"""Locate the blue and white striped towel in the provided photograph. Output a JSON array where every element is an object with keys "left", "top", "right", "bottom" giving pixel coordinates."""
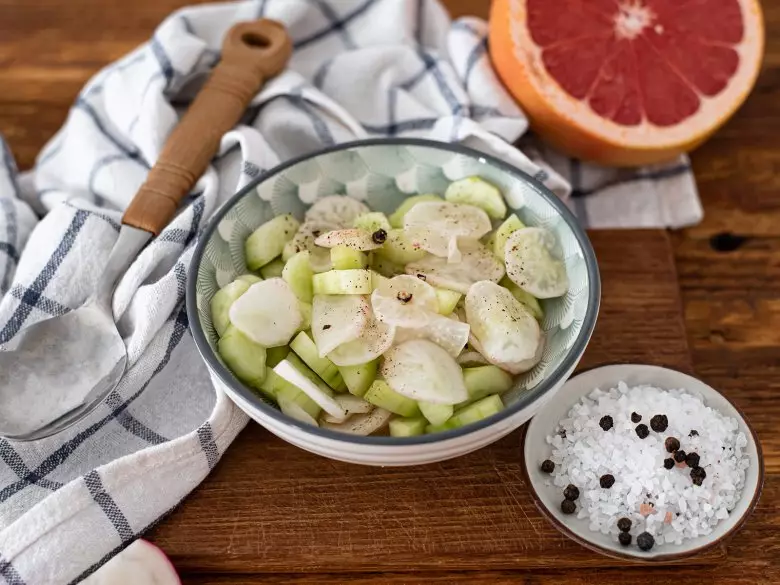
[{"left": 0, "top": 1, "right": 702, "bottom": 582}]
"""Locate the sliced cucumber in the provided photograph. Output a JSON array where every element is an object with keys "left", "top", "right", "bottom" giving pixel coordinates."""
[
  {"left": 315, "top": 228, "right": 382, "bottom": 251},
  {"left": 364, "top": 380, "right": 421, "bottom": 418},
  {"left": 406, "top": 243, "right": 505, "bottom": 294},
  {"left": 425, "top": 421, "right": 456, "bottom": 434},
  {"left": 373, "top": 229, "right": 426, "bottom": 265},
  {"left": 389, "top": 194, "right": 443, "bottom": 228},
  {"left": 218, "top": 325, "right": 267, "bottom": 387},
  {"left": 353, "top": 211, "right": 391, "bottom": 234},
  {"left": 331, "top": 246, "right": 368, "bottom": 270},
  {"left": 210, "top": 280, "right": 251, "bottom": 337},
  {"left": 435, "top": 288, "right": 461, "bottom": 316},
  {"left": 463, "top": 365, "right": 513, "bottom": 401},
  {"left": 449, "top": 394, "right": 504, "bottom": 428},
  {"left": 389, "top": 416, "right": 427, "bottom": 437},
  {"left": 504, "top": 227, "right": 568, "bottom": 299},
  {"left": 236, "top": 274, "right": 263, "bottom": 285},
  {"left": 290, "top": 331, "right": 344, "bottom": 390},
  {"left": 370, "top": 254, "right": 405, "bottom": 278},
  {"left": 321, "top": 407, "right": 392, "bottom": 435},
  {"left": 500, "top": 276, "right": 544, "bottom": 320},
  {"left": 418, "top": 401, "right": 453, "bottom": 426},
  {"left": 282, "top": 251, "right": 313, "bottom": 303},
  {"left": 274, "top": 357, "right": 346, "bottom": 421},
  {"left": 283, "top": 221, "right": 333, "bottom": 273},
  {"left": 444, "top": 177, "right": 507, "bottom": 220},
  {"left": 492, "top": 214, "right": 525, "bottom": 261},
  {"left": 370, "top": 270, "right": 389, "bottom": 291},
  {"left": 338, "top": 360, "right": 378, "bottom": 397},
  {"left": 229, "top": 279, "right": 302, "bottom": 347},
  {"left": 312, "top": 269, "right": 372, "bottom": 295},
  {"left": 298, "top": 301, "right": 312, "bottom": 332},
  {"left": 245, "top": 214, "right": 300, "bottom": 270},
  {"left": 266, "top": 345, "right": 290, "bottom": 368},
  {"left": 261, "top": 369, "right": 321, "bottom": 420},
  {"left": 311, "top": 294, "right": 370, "bottom": 357},
  {"left": 259, "top": 258, "right": 285, "bottom": 279}
]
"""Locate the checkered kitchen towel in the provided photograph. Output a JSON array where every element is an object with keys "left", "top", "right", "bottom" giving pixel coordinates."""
[{"left": 0, "top": 0, "right": 702, "bottom": 583}]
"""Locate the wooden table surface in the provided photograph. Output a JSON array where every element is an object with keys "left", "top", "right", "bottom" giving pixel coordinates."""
[{"left": 2, "top": 0, "right": 779, "bottom": 583}]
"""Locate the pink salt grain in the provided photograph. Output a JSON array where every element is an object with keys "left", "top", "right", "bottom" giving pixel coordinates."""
[
  {"left": 664, "top": 511, "right": 673, "bottom": 524},
  {"left": 640, "top": 503, "right": 654, "bottom": 516}
]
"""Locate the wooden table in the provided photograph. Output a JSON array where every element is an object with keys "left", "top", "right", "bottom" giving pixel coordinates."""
[{"left": 2, "top": 1, "right": 779, "bottom": 583}]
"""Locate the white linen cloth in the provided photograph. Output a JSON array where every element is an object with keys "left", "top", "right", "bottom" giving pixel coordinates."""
[{"left": 0, "top": 1, "right": 702, "bottom": 583}]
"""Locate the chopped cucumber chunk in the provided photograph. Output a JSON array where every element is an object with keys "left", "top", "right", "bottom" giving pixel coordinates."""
[
  {"left": 500, "top": 277, "right": 544, "bottom": 320},
  {"left": 492, "top": 214, "right": 525, "bottom": 261},
  {"left": 266, "top": 345, "right": 290, "bottom": 368},
  {"left": 425, "top": 421, "right": 456, "bottom": 434},
  {"left": 370, "top": 270, "right": 389, "bottom": 291},
  {"left": 418, "top": 401, "right": 454, "bottom": 426},
  {"left": 331, "top": 246, "right": 368, "bottom": 270},
  {"left": 389, "top": 194, "right": 443, "bottom": 228},
  {"left": 364, "top": 380, "right": 421, "bottom": 418},
  {"left": 450, "top": 394, "right": 504, "bottom": 428},
  {"left": 370, "top": 254, "right": 405, "bottom": 278},
  {"left": 245, "top": 214, "right": 300, "bottom": 270},
  {"left": 282, "top": 251, "right": 313, "bottom": 303},
  {"left": 259, "top": 257, "right": 285, "bottom": 279},
  {"left": 353, "top": 212, "right": 391, "bottom": 234},
  {"left": 445, "top": 177, "right": 507, "bottom": 219},
  {"left": 290, "top": 331, "right": 344, "bottom": 390},
  {"left": 338, "top": 360, "right": 378, "bottom": 397},
  {"left": 389, "top": 416, "right": 427, "bottom": 437},
  {"left": 272, "top": 373, "right": 322, "bottom": 421},
  {"left": 274, "top": 357, "right": 346, "bottom": 421},
  {"left": 463, "top": 365, "right": 513, "bottom": 401},
  {"left": 236, "top": 274, "right": 263, "bottom": 285},
  {"left": 218, "top": 325, "right": 266, "bottom": 387},
  {"left": 312, "top": 269, "right": 372, "bottom": 295},
  {"left": 210, "top": 280, "right": 251, "bottom": 337},
  {"left": 374, "top": 229, "right": 426, "bottom": 265},
  {"left": 434, "top": 288, "right": 462, "bottom": 316}
]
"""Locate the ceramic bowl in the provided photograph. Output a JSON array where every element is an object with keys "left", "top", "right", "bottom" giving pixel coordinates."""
[
  {"left": 187, "top": 138, "right": 601, "bottom": 466},
  {"left": 523, "top": 363, "right": 764, "bottom": 561}
]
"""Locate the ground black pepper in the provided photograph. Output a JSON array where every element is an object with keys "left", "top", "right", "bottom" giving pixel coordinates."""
[
  {"left": 617, "top": 517, "right": 632, "bottom": 533},
  {"left": 664, "top": 458, "right": 675, "bottom": 469},
  {"left": 600, "top": 474, "right": 615, "bottom": 489},
  {"left": 561, "top": 499, "right": 576, "bottom": 514},
  {"left": 631, "top": 412, "right": 642, "bottom": 423},
  {"left": 599, "top": 415, "right": 614, "bottom": 431},
  {"left": 540, "top": 459, "right": 555, "bottom": 473},
  {"left": 686, "top": 452, "right": 701, "bottom": 468},
  {"left": 665, "top": 437, "right": 681, "bottom": 453},
  {"left": 637, "top": 532, "right": 655, "bottom": 551},
  {"left": 689, "top": 429, "right": 699, "bottom": 437},
  {"left": 650, "top": 414, "right": 669, "bottom": 433},
  {"left": 618, "top": 532, "right": 632, "bottom": 546},
  {"left": 691, "top": 466, "right": 707, "bottom": 486},
  {"left": 322, "top": 324, "right": 331, "bottom": 330},
  {"left": 563, "top": 484, "right": 580, "bottom": 501},
  {"left": 396, "top": 291, "right": 413, "bottom": 303},
  {"left": 635, "top": 424, "right": 649, "bottom": 439},
  {"left": 674, "top": 450, "right": 687, "bottom": 463}
]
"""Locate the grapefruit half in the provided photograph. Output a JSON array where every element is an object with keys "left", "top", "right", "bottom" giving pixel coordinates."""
[{"left": 489, "top": 0, "right": 764, "bottom": 166}]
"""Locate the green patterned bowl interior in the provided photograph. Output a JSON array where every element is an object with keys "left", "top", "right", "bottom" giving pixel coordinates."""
[{"left": 189, "top": 138, "right": 600, "bottom": 443}]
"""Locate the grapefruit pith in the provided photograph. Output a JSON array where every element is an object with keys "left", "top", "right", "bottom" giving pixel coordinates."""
[{"left": 489, "top": 0, "right": 764, "bottom": 166}]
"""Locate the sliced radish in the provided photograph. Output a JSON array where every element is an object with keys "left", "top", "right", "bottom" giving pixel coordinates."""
[
  {"left": 284, "top": 221, "right": 334, "bottom": 272},
  {"left": 322, "top": 395, "right": 374, "bottom": 423},
  {"left": 403, "top": 201, "right": 492, "bottom": 240},
  {"left": 468, "top": 331, "right": 543, "bottom": 375},
  {"left": 405, "top": 243, "right": 505, "bottom": 294},
  {"left": 394, "top": 313, "right": 470, "bottom": 358},
  {"left": 279, "top": 397, "right": 320, "bottom": 426},
  {"left": 228, "top": 279, "right": 302, "bottom": 347},
  {"left": 370, "top": 274, "right": 438, "bottom": 328},
  {"left": 465, "top": 280, "right": 542, "bottom": 374},
  {"left": 274, "top": 359, "right": 347, "bottom": 420},
  {"left": 327, "top": 315, "right": 395, "bottom": 366},
  {"left": 321, "top": 407, "right": 392, "bottom": 435},
  {"left": 381, "top": 339, "right": 467, "bottom": 404},
  {"left": 311, "top": 294, "right": 370, "bottom": 357},
  {"left": 305, "top": 195, "right": 369, "bottom": 228},
  {"left": 81, "top": 539, "right": 181, "bottom": 585},
  {"left": 315, "top": 228, "right": 382, "bottom": 251},
  {"left": 504, "top": 227, "right": 569, "bottom": 299},
  {"left": 456, "top": 350, "right": 491, "bottom": 367}
]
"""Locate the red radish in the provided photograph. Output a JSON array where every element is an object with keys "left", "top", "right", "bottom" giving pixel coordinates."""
[{"left": 82, "top": 540, "right": 180, "bottom": 585}]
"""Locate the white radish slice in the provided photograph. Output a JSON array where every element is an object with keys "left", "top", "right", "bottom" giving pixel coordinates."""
[
  {"left": 405, "top": 243, "right": 505, "bottom": 294},
  {"left": 327, "top": 315, "right": 395, "bottom": 366},
  {"left": 311, "top": 295, "right": 370, "bottom": 357},
  {"left": 279, "top": 397, "right": 320, "bottom": 426},
  {"left": 322, "top": 395, "right": 374, "bottom": 423},
  {"left": 315, "top": 228, "right": 382, "bottom": 251},
  {"left": 456, "top": 350, "right": 490, "bottom": 367},
  {"left": 305, "top": 195, "right": 369, "bottom": 228},
  {"left": 465, "top": 280, "right": 542, "bottom": 374},
  {"left": 468, "top": 331, "right": 543, "bottom": 374},
  {"left": 370, "top": 274, "right": 438, "bottom": 328},
  {"left": 228, "top": 279, "right": 302, "bottom": 347},
  {"left": 274, "top": 359, "right": 347, "bottom": 420},
  {"left": 381, "top": 339, "right": 467, "bottom": 405},
  {"left": 504, "top": 227, "right": 569, "bottom": 299},
  {"left": 394, "top": 313, "right": 470, "bottom": 358},
  {"left": 321, "top": 407, "right": 392, "bottom": 435},
  {"left": 284, "top": 221, "right": 334, "bottom": 272},
  {"left": 81, "top": 539, "right": 181, "bottom": 585},
  {"left": 403, "top": 201, "right": 492, "bottom": 240}
]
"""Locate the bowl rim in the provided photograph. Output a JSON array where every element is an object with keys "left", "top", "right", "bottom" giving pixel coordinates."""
[
  {"left": 186, "top": 137, "right": 602, "bottom": 446},
  {"left": 520, "top": 362, "right": 765, "bottom": 563}
]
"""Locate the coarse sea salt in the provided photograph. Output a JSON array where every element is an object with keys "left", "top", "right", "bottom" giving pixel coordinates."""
[{"left": 544, "top": 381, "right": 750, "bottom": 549}]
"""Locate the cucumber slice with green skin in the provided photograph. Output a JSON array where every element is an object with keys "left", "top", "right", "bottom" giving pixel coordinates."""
[
  {"left": 279, "top": 397, "right": 319, "bottom": 426},
  {"left": 229, "top": 279, "right": 303, "bottom": 347},
  {"left": 274, "top": 358, "right": 346, "bottom": 421},
  {"left": 449, "top": 394, "right": 504, "bottom": 428},
  {"left": 282, "top": 251, "right": 313, "bottom": 303},
  {"left": 338, "top": 360, "right": 378, "bottom": 397},
  {"left": 305, "top": 195, "right": 369, "bottom": 228},
  {"left": 426, "top": 421, "right": 456, "bottom": 434},
  {"left": 218, "top": 325, "right": 267, "bottom": 387},
  {"left": 444, "top": 177, "right": 507, "bottom": 220},
  {"left": 321, "top": 407, "right": 392, "bottom": 435},
  {"left": 389, "top": 194, "right": 443, "bottom": 228},
  {"left": 311, "top": 295, "right": 370, "bottom": 357},
  {"left": 500, "top": 277, "right": 544, "bottom": 320},
  {"left": 210, "top": 280, "right": 251, "bottom": 337},
  {"left": 283, "top": 221, "right": 334, "bottom": 273},
  {"left": 298, "top": 302, "right": 312, "bottom": 333},
  {"left": 236, "top": 274, "right": 263, "bottom": 285},
  {"left": 492, "top": 214, "right": 525, "bottom": 261},
  {"left": 331, "top": 246, "right": 368, "bottom": 270},
  {"left": 260, "top": 369, "right": 320, "bottom": 419},
  {"left": 259, "top": 258, "right": 285, "bottom": 279},
  {"left": 245, "top": 214, "right": 300, "bottom": 270},
  {"left": 370, "top": 255, "right": 405, "bottom": 278},
  {"left": 353, "top": 212, "right": 391, "bottom": 234},
  {"left": 312, "top": 269, "right": 372, "bottom": 295},
  {"left": 370, "top": 270, "right": 389, "bottom": 291},
  {"left": 418, "top": 401, "right": 453, "bottom": 426},
  {"left": 290, "top": 331, "right": 344, "bottom": 390},
  {"left": 389, "top": 416, "right": 427, "bottom": 437},
  {"left": 504, "top": 227, "right": 569, "bottom": 299},
  {"left": 373, "top": 229, "right": 426, "bottom": 265},
  {"left": 266, "top": 345, "right": 290, "bottom": 368},
  {"left": 435, "top": 288, "right": 461, "bottom": 315},
  {"left": 364, "top": 380, "right": 421, "bottom": 418},
  {"left": 463, "top": 365, "right": 514, "bottom": 401}
]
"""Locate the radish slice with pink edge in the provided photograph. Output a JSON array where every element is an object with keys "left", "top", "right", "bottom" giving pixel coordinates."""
[
  {"left": 370, "top": 274, "right": 438, "bottom": 328},
  {"left": 311, "top": 294, "right": 370, "bottom": 357},
  {"left": 315, "top": 228, "right": 382, "bottom": 251},
  {"left": 305, "top": 195, "right": 369, "bottom": 228},
  {"left": 81, "top": 540, "right": 180, "bottom": 585},
  {"left": 405, "top": 243, "right": 505, "bottom": 294},
  {"left": 394, "top": 313, "right": 470, "bottom": 358},
  {"left": 327, "top": 314, "right": 395, "bottom": 367},
  {"left": 228, "top": 279, "right": 302, "bottom": 347}
]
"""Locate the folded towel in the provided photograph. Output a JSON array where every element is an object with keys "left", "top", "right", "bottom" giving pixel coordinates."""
[{"left": 0, "top": 1, "right": 703, "bottom": 582}]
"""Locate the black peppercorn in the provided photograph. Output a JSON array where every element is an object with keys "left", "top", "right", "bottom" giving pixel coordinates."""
[
  {"left": 674, "top": 450, "right": 687, "bottom": 463},
  {"left": 561, "top": 499, "right": 576, "bottom": 514},
  {"left": 691, "top": 466, "right": 707, "bottom": 486},
  {"left": 689, "top": 429, "right": 699, "bottom": 437},
  {"left": 665, "top": 437, "right": 681, "bottom": 453},
  {"left": 637, "top": 532, "right": 655, "bottom": 551},
  {"left": 599, "top": 415, "right": 614, "bottom": 431},
  {"left": 618, "top": 532, "right": 632, "bottom": 546},
  {"left": 617, "top": 517, "right": 632, "bottom": 533},
  {"left": 635, "top": 424, "right": 650, "bottom": 439},
  {"left": 371, "top": 229, "right": 388, "bottom": 244},
  {"left": 541, "top": 459, "right": 555, "bottom": 473},
  {"left": 563, "top": 484, "right": 580, "bottom": 501},
  {"left": 663, "top": 458, "right": 675, "bottom": 469},
  {"left": 686, "top": 452, "right": 700, "bottom": 468},
  {"left": 631, "top": 412, "right": 642, "bottom": 423},
  {"left": 600, "top": 474, "right": 615, "bottom": 489},
  {"left": 650, "top": 414, "right": 669, "bottom": 433}
]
